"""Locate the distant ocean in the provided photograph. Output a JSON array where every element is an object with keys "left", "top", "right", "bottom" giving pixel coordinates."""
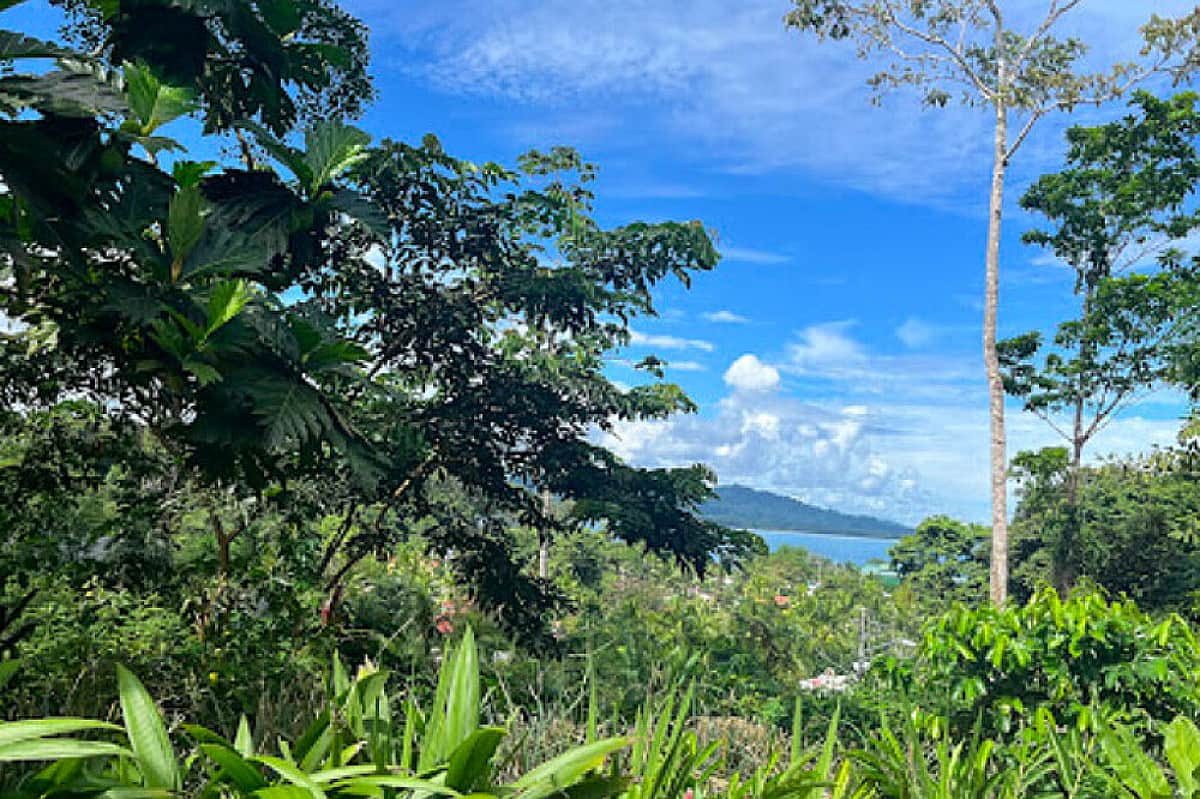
[{"left": 756, "top": 530, "right": 899, "bottom": 566}]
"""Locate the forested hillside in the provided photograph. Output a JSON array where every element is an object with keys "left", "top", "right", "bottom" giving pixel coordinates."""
[{"left": 702, "top": 485, "right": 911, "bottom": 537}]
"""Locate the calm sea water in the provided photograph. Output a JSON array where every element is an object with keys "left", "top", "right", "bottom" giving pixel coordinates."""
[{"left": 757, "top": 530, "right": 899, "bottom": 566}]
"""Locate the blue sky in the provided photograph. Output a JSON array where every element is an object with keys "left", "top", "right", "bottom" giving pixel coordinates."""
[{"left": 8, "top": 0, "right": 1196, "bottom": 524}]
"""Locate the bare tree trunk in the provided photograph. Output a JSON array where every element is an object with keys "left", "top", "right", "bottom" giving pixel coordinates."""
[
  {"left": 1056, "top": 423, "right": 1084, "bottom": 597},
  {"left": 211, "top": 509, "right": 232, "bottom": 578},
  {"left": 1059, "top": 283, "right": 1094, "bottom": 597},
  {"left": 538, "top": 488, "right": 551, "bottom": 579},
  {"left": 985, "top": 98, "right": 1010, "bottom": 606}
]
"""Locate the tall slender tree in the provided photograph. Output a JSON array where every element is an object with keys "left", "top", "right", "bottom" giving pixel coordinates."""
[
  {"left": 784, "top": 0, "right": 1200, "bottom": 603},
  {"left": 1001, "top": 91, "right": 1200, "bottom": 592}
]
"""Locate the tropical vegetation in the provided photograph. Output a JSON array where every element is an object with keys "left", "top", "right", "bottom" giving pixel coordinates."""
[{"left": 4, "top": 0, "right": 1200, "bottom": 797}]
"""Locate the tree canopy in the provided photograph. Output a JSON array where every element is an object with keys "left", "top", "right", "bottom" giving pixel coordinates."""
[{"left": 0, "top": 0, "right": 753, "bottom": 640}]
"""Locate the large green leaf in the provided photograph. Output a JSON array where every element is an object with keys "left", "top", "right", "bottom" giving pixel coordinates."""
[
  {"left": 243, "top": 378, "right": 336, "bottom": 451},
  {"left": 0, "top": 719, "right": 121, "bottom": 748},
  {"left": 510, "top": 737, "right": 632, "bottom": 799},
  {"left": 330, "top": 776, "right": 461, "bottom": 796},
  {"left": 205, "top": 280, "right": 253, "bottom": 337},
  {"left": 168, "top": 185, "right": 206, "bottom": 274},
  {"left": 1165, "top": 716, "right": 1200, "bottom": 797},
  {"left": 0, "top": 738, "right": 129, "bottom": 762},
  {"left": 253, "top": 787, "right": 315, "bottom": 799},
  {"left": 252, "top": 755, "right": 328, "bottom": 799},
  {"left": 445, "top": 727, "right": 505, "bottom": 792},
  {"left": 442, "top": 626, "right": 480, "bottom": 759},
  {"left": 203, "top": 744, "right": 269, "bottom": 792},
  {"left": 182, "top": 227, "right": 271, "bottom": 281},
  {"left": 1100, "top": 723, "right": 1171, "bottom": 799},
  {"left": 235, "top": 716, "right": 255, "bottom": 758},
  {"left": 117, "top": 664, "right": 181, "bottom": 791},
  {"left": 304, "top": 121, "right": 370, "bottom": 193},
  {"left": 122, "top": 61, "right": 195, "bottom": 134},
  {"left": 306, "top": 766, "right": 377, "bottom": 785},
  {"left": 0, "top": 66, "right": 127, "bottom": 117},
  {"left": 101, "top": 788, "right": 176, "bottom": 799}
]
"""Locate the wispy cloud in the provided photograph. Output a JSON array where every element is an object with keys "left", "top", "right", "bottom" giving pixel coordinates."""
[
  {"left": 896, "top": 317, "right": 938, "bottom": 349},
  {"left": 720, "top": 246, "right": 792, "bottom": 265},
  {"left": 703, "top": 310, "right": 750, "bottom": 324},
  {"left": 895, "top": 317, "right": 972, "bottom": 349},
  {"left": 362, "top": 0, "right": 1197, "bottom": 209},
  {"left": 629, "top": 328, "right": 715, "bottom": 352},
  {"left": 786, "top": 321, "right": 867, "bottom": 376},
  {"left": 668, "top": 360, "right": 708, "bottom": 372}
]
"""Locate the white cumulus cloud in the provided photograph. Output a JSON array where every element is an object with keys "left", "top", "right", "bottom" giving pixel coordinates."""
[
  {"left": 598, "top": 320, "right": 1189, "bottom": 524},
  {"left": 724, "top": 354, "right": 781, "bottom": 392}
]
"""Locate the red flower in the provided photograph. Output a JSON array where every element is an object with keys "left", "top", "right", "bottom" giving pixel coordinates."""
[
  {"left": 436, "top": 617, "right": 454, "bottom": 635},
  {"left": 774, "top": 595, "right": 790, "bottom": 607}
]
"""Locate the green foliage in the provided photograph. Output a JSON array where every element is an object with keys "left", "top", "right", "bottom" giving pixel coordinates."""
[
  {"left": 888, "top": 516, "right": 990, "bottom": 608},
  {"left": 879, "top": 588, "right": 1200, "bottom": 740},
  {"left": 53, "top": 0, "right": 374, "bottom": 134},
  {"left": 0, "top": 630, "right": 631, "bottom": 799},
  {"left": 1, "top": 0, "right": 748, "bottom": 639},
  {"left": 852, "top": 716, "right": 1011, "bottom": 799},
  {"left": 1000, "top": 91, "right": 1200, "bottom": 594},
  {"left": 1009, "top": 450, "right": 1200, "bottom": 611},
  {"left": 1020, "top": 91, "right": 1200, "bottom": 291}
]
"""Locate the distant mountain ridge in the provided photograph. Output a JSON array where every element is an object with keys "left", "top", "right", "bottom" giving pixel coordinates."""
[{"left": 701, "top": 485, "right": 911, "bottom": 539}]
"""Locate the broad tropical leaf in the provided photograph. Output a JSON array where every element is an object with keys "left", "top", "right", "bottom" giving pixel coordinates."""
[
  {"left": 0, "top": 65, "right": 127, "bottom": 117},
  {"left": 117, "top": 664, "right": 181, "bottom": 790},
  {"left": 202, "top": 744, "right": 269, "bottom": 792},
  {"left": 122, "top": 61, "right": 195, "bottom": 135},
  {"left": 168, "top": 185, "right": 206, "bottom": 276},
  {"left": 1166, "top": 716, "right": 1200, "bottom": 797},
  {"left": 304, "top": 121, "right": 370, "bottom": 192},
  {"left": 445, "top": 727, "right": 505, "bottom": 792},
  {"left": 205, "top": 280, "right": 253, "bottom": 337}
]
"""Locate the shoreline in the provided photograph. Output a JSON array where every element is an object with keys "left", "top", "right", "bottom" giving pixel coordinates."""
[{"left": 752, "top": 528, "right": 904, "bottom": 542}]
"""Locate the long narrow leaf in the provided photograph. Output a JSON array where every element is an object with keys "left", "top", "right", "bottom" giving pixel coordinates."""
[
  {"left": 511, "top": 737, "right": 632, "bottom": 799},
  {"left": 253, "top": 755, "right": 328, "bottom": 799},
  {"left": 117, "top": 665, "right": 180, "bottom": 790},
  {"left": 202, "top": 744, "right": 269, "bottom": 792},
  {"left": 0, "top": 719, "right": 121, "bottom": 748},
  {"left": 0, "top": 739, "right": 129, "bottom": 762}
]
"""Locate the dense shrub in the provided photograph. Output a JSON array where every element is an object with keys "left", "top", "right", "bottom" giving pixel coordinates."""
[{"left": 878, "top": 587, "right": 1200, "bottom": 738}]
